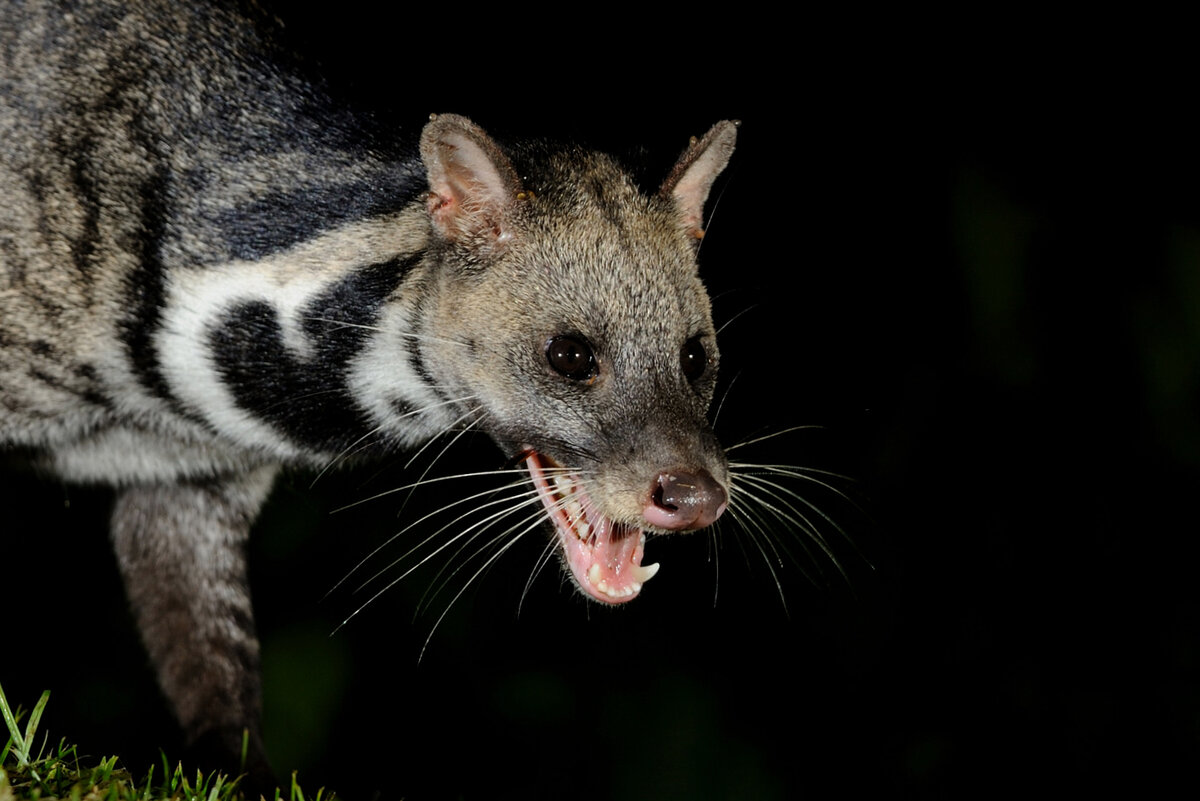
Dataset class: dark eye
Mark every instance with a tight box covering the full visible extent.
[546,335,597,382]
[681,336,707,382]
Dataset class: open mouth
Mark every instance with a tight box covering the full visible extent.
[524,451,660,604]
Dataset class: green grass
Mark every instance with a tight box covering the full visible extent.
[0,682,333,801]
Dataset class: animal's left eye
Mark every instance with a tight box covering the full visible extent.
[680,336,707,382]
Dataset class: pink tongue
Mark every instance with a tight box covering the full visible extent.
[524,452,655,604]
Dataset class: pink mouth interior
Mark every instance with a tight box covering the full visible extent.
[524,451,659,604]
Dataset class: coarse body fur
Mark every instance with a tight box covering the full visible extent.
[1,0,739,787]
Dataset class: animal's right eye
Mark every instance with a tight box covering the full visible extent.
[546,335,597,382]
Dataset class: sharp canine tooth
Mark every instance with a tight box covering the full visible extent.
[632,562,660,583]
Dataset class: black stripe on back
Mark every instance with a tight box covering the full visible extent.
[120,166,178,405]
[215,165,426,262]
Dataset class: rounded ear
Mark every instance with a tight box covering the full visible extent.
[419,113,525,247]
[658,120,739,240]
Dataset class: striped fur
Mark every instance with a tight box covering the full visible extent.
[1,0,737,786]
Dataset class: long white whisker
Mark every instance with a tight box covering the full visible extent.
[412,490,549,615]
[730,471,850,585]
[714,302,759,337]
[419,468,582,618]
[314,392,482,491]
[711,369,741,430]
[733,473,837,550]
[402,402,486,472]
[331,465,530,514]
[706,519,722,608]
[417,506,554,662]
[257,386,352,413]
[378,486,539,595]
[515,475,588,615]
[724,425,828,453]
[732,467,861,551]
[722,487,794,609]
[731,463,857,509]
[731,461,856,484]
[381,406,489,524]
[326,474,532,596]
[519,534,563,617]
[304,317,472,351]
[310,423,388,487]
[331,481,542,634]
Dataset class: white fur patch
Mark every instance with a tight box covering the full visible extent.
[157,215,430,461]
[348,298,461,448]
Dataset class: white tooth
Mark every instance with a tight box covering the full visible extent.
[576,521,590,540]
[566,500,583,521]
[553,476,573,495]
[587,563,602,586]
[603,583,628,599]
[631,582,643,593]
[631,562,660,583]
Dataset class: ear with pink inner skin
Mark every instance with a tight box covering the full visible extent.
[659,120,739,240]
[419,113,526,248]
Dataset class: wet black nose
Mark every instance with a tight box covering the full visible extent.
[644,469,728,531]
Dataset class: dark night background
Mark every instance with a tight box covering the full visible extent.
[3,6,1198,799]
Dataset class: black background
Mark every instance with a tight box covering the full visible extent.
[3,6,1198,800]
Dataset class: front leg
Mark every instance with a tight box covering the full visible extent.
[109,466,278,789]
